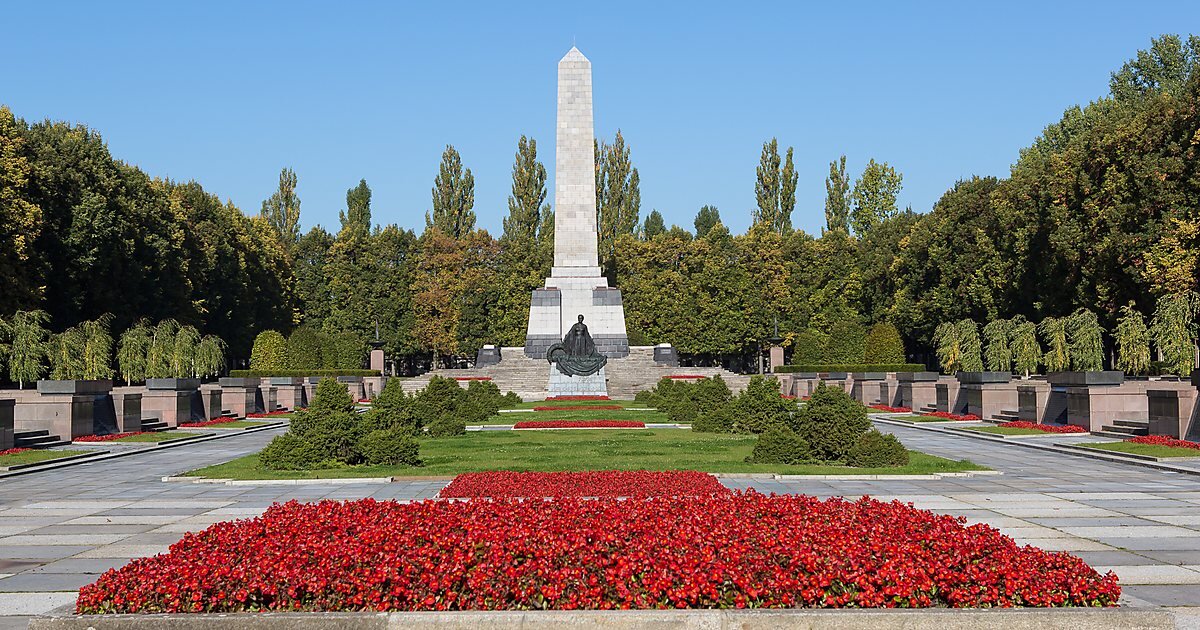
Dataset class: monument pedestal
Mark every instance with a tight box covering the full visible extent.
[548,366,608,398]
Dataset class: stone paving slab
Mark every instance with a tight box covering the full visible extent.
[1096,565,1200,585]
[0,592,76,616]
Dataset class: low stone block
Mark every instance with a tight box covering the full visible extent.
[198,385,222,421]
[14,394,94,439]
[1067,381,1147,432]
[936,378,966,414]
[900,380,937,411]
[1148,388,1199,440]
[963,382,1018,421]
[110,392,142,433]
[0,398,14,450]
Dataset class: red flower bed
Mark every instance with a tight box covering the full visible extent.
[782,394,797,400]
[921,411,982,422]
[666,374,706,379]
[246,410,292,419]
[74,432,150,442]
[1129,435,1200,451]
[439,470,727,499]
[76,492,1120,613]
[869,404,912,413]
[179,417,239,428]
[513,420,645,430]
[356,398,372,403]
[0,447,32,457]
[453,377,492,382]
[998,421,1088,434]
[533,405,623,412]
[544,395,610,401]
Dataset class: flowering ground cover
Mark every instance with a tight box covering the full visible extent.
[965,422,1089,436]
[76,431,202,444]
[920,412,982,422]
[664,374,706,379]
[76,492,1119,613]
[477,408,671,426]
[0,447,31,456]
[180,417,239,428]
[1131,435,1200,451]
[869,404,912,413]
[511,398,633,409]
[438,470,727,498]
[452,377,493,382]
[0,449,92,468]
[185,430,984,481]
[185,420,273,430]
[533,405,624,412]
[1080,435,1200,459]
[247,410,293,419]
[512,420,646,430]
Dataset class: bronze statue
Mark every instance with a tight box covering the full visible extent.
[546,314,607,376]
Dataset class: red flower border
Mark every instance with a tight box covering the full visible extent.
[998,421,1088,434]
[1129,435,1200,451]
[533,405,623,412]
[921,411,982,422]
[180,417,239,428]
[869,404,912,413]
[74,431,151,442]
[246,410,292,419]
[0,447,32,457]
[453,377,493,382]
[513,420,645,430]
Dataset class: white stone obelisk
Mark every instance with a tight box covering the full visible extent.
[524,47,628,362]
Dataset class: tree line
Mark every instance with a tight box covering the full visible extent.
[1,35,1197,377]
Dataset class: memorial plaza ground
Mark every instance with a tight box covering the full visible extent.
[2,419,1200,628]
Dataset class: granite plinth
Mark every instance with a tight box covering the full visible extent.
[956,372,1013,385]
[1048,371,1125,387]
[0,398,14,450]
[35,380,113,396]
[145,378,201,391]
[547,365,607,398]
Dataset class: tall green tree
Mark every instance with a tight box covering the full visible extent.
[339,179,372,237]
[1150,291,1200,376]
[596,130,640,269]
[1039,317,1070,372]
[80,314,114,380]
[982,318,1014,372]
[1066,308,1105,371]
[117,319,151,384]
[694,205,721,238]
[1115,302,1151,375]
[503,135,549,243]
[1109,34,1199,103]
[642,210,666,239]
[1010,317,1041,377]
[850,159,902,236]
[9,309,49,388]
[260,167,302,247]
[427,145,475,239]
[824,155,851,234]
[294,226,335,327]
[753,139,797,235]
[0,106,43,315]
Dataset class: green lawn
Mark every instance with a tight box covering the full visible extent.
[961,426,1054,436]
[892,415,974,423]
[1078,441,1200,459]
[115,431,203,443]
[184,429,984,480]
[484,408,672,425]
[0,449,94,468]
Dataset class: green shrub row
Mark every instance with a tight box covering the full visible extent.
[776,364,925,373]
[229,369,381,378]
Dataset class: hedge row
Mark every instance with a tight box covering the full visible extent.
[229,369,381,378]
[776,364,927,373]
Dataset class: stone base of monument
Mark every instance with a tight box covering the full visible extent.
[548,366,608,398]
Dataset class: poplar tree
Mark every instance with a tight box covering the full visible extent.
[260,167,302,247]
[694,205,721,238]
[753,139,797,235]
[427,145,476,239]
[824,155,851,234]
[503,135,549,243]
[596,131,640,267]
[850,159,902,236]
[339,179,372,237]
[642,210,666,239]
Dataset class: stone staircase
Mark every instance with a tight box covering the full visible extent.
[1093,419,1150,440]
[399,346,751,400]
[918,404,938,415]
[139,418,171,432]
[14,429,70,449]
[987,409,1021,424]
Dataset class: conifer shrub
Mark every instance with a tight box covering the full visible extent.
[258,433,326,470]
[863,322,905,364]
[361,379,421,435]
[503,391,522,407]
[846,430,910,468]
[249,330,287,371]
[692,407,734,433]
[411,376,464,426]
[668,399,701,424]
[746,427,811,464]
[796,383,870,461]
[823,320,866,364]
[427,416,467,438]
[358,429,422,467]
[730,375,798,434]
[261,377,364,470]
[790,329,827,366]
[284,326,325,370]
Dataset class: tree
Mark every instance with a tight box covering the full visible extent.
[339,179,372,237]
[1114,302,1151,375]
[1150,291,1200,376]
[9,309,49,388]
[850,158,902,236]
[427,145,475,239]
[173,325,201,378]
[1066,308,1105,371]
[294,227,335,327]
[249,330,287,372]
[0,106,43,315]
[642,210,665,239]
[195,335,227,379]
[1039,317,1070,372]
[694,205,720,238]
[1010,317,1041,377]
[1110,34,1199,103]
[48,325,84,380]
[596,131,640,269]
[503,135,549,243]
[285,326,325,370]
[824,155,851,234]
[933,319,982,374]
[982,319,1014,372]
[753,139,796,235]
[260,167,301,247]
[79,314,114,380]
[117,319,151,384]
[863,322,905,364]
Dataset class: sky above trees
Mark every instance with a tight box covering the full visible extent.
[1,0,1195,236]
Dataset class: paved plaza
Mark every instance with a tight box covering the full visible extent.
[2,423,1200,628]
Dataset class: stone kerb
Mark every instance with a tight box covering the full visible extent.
[0,398,14,450]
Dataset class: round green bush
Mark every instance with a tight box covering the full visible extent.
[284,326,325,370]
[249,330,287,371]
[502,391,522,407]
[358,429,422,467]
[667,398,701,424]
[790,329,827,366]
[692,407,734,433]
[427,415,466,438]
[412,376,464,426]
[730,375,797,434]
[693,375,733,408]
[823,320,866,364]
[309,377,355,414]
[795,383,870,461]
[846,429,910,468]
[746,427,811,464]
[362,379,421,435]
[259,433,327,470]
[302,410,364,465]
[863,322,906,364]
[456,397,494,425]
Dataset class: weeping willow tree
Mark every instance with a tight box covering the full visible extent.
[1150,291,1200,376]
[1066,308,1105,371]
[195,335,227,379]
[173,325,201,378]
[935,319,983,374]
[1114,303,1151,375]
[9,309,50,388]
[117,319,152,385]
[1010,316,1041,377]
[982,319,1014,372]
[1039,316,1070,372]
[957,319,984,372]
[146,319,180,379]
[47,325,85,380]
[79,314,114,380]
[0,316,10,380]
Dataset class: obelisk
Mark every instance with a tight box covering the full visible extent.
[524,47,629,361]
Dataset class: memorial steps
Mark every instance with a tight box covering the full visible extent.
[398,346,750,401]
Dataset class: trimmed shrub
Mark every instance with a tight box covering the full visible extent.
[667,399,701,424]
[823,320,866,364]
[730,375,798,434]
[411,376,464,426]
[358,429,422,467]
[259,433,327,470]
[285,326,325,370]
[693,374,733,408]
[457,397,494,425]
[427,416,466,438]
[249,330,287,371]
[746,427,811,464]
[465,380,505,416]
[863,322,905,364]
[795,383,870,461]
[790,329,827,366]
[502,391,522,407]
[303,410,363,465]
[229,369,381,378]
[846,430,910,468]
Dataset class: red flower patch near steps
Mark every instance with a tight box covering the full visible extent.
[513,420,645,430]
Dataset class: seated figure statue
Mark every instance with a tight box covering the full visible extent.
[546,314,608,377]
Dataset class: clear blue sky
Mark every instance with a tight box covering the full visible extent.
[3,1,1195,237]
